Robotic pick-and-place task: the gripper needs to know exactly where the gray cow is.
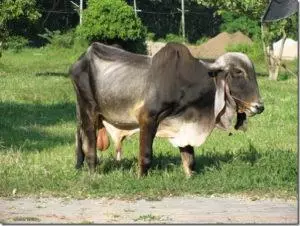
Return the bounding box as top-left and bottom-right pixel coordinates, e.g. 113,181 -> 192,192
70,42 -> 264,177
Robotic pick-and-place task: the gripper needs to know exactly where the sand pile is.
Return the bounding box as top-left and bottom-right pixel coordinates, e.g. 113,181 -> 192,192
146,41 -> 166,56
146,32 -> 252,59
188,31 -> 253,59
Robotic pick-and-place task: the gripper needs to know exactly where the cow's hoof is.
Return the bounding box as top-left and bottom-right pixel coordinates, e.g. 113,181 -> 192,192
116,152 -> 122,161
96,156 -> 101,165
75,163 -> 83,170
138,169 -> 149,178
185,171 -> 195,179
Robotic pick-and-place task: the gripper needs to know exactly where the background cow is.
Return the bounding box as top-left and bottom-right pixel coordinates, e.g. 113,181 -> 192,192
69,42 -> 264,177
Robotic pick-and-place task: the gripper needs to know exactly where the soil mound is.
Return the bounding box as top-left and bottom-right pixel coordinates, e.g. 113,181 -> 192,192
189,31 -> 253,59
146,32 -> 252,59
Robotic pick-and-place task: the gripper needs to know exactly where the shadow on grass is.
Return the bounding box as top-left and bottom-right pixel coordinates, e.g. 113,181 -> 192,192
35,72 -> 69,77
95,144 -> 261,174
0,101 -> 76,152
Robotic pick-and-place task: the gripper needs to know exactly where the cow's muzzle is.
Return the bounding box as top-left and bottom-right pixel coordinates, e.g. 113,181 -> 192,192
249,102 -> 264,115
232,96 -> 264,116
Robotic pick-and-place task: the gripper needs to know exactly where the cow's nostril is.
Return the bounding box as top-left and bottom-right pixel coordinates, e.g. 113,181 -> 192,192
255,104 -> 264,114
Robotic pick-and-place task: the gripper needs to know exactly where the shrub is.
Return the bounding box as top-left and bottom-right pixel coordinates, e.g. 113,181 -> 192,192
226,42 -> 264,63
220,11 -> 261,40
4,36 -> 29,52
38,29 -> 75,48
76,0 -> 147,53
165,33 -> 186,43
195,36 -> 209,45
157,33 -> 186,43
147,32 -> 155,41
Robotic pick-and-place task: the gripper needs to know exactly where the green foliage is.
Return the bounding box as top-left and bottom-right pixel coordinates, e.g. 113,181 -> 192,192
220,12 -> 261,39
0,0 -> 40,43
197,0 -> 268,21
76,0 -> 146,44
195,36 -> 209,45
0,0 -> 40,24
197,0 -> 297,48
4,36 -> 29,52
225,42 -> 265,72
147,32 -> 156,41
38,29 -> 76,49
158,33 -> 187,43
264,14 -> 297,44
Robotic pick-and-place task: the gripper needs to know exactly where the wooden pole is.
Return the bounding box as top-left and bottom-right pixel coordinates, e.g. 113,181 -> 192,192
80,0 -> 83,25
181,0 -> 185,42
134,0 -> 137,17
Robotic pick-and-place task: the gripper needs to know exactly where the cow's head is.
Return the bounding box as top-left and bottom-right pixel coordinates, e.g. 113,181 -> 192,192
204,52 -> 264,131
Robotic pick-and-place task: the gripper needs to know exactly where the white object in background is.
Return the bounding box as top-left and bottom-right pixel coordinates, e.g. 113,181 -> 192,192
273,38 -> 298,60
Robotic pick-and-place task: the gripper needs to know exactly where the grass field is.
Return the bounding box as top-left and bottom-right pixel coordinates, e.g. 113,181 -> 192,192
0,47 -> 298,199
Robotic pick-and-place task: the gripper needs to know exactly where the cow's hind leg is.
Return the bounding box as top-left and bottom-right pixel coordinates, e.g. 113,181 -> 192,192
115,136 -> 126,161
179,145 -> 195,177
75,127 -> 85,169
76,101 -> 98,172
81,125 -> 97,171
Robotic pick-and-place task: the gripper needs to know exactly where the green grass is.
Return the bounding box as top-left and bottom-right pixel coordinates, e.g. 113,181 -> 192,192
0,47 -> 297,199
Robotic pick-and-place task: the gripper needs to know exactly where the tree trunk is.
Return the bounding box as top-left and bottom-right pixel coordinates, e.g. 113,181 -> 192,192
268,48 -> 280,80
261,23 -> 287,81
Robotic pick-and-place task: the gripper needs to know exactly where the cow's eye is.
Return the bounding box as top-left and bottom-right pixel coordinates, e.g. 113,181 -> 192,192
232,68 -> 244,77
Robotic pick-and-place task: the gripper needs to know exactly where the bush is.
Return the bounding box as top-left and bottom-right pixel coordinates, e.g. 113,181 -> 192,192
165,33 -> 186,43
146,32 -> 155,41
220,11 -> 261,39
195,36 -> 209,45
157,33 -> 186,43
76,0 -> 147,53
4,36 -> 29,52
226,42 -> 265,64
38,29 -> 75,48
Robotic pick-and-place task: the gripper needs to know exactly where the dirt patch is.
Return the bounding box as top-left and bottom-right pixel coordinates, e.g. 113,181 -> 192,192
0,195 -> 297,224
146,41 -> 166,56
147,32 -> 253,59
189,31 -> 253,59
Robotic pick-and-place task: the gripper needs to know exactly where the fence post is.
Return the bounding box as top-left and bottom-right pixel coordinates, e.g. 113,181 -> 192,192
80,0 -> 83,25
181,0 -> 185,42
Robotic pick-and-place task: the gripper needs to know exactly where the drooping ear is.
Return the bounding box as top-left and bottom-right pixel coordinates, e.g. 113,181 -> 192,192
213,68 -> 237,130
213,73 -> 227,119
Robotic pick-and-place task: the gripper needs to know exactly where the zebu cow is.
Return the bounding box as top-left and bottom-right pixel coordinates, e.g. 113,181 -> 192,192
70,42 -> 264,177
96,52 -> 263,163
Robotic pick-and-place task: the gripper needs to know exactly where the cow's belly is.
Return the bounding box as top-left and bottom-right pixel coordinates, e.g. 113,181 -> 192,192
100,101 -> 145,130
101,110 -> 139,130
157,118 -> 213,148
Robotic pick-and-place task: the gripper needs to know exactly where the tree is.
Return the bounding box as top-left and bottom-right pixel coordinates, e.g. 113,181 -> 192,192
197,0 -> 297,80
0,0 -> 40,54
76,0 -> 147,52
197,0 -> 268,21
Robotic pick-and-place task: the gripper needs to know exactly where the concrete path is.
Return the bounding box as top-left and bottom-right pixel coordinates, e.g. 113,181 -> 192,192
0,196 -> 298,224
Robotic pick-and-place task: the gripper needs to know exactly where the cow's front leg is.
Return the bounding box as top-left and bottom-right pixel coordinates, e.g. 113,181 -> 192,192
138,110 -> 158,177
179,145 -> 195,177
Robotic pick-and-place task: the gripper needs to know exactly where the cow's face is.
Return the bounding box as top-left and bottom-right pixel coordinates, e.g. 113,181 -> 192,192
214,53 -> 264,117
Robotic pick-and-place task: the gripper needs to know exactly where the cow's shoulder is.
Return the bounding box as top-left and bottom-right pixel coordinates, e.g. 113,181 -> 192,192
88,42 -> 150,66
